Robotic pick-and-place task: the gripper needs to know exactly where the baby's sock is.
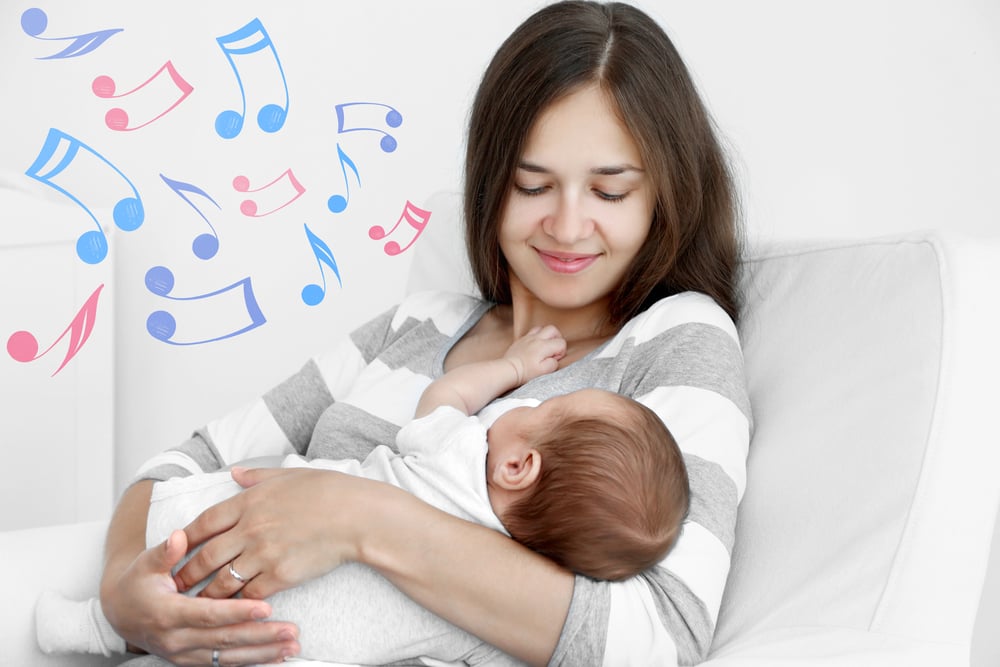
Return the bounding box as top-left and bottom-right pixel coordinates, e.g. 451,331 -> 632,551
35,591 -> 127,656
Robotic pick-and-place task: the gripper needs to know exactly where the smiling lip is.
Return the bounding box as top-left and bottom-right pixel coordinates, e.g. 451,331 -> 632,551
536,249 -> 599,274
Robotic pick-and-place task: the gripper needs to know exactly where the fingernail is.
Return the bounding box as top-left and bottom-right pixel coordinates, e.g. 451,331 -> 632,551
278,630 -> 296,641
252,606 -> 269,620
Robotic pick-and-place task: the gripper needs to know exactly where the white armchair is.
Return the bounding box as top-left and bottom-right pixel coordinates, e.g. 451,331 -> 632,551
5,195 -> 999,665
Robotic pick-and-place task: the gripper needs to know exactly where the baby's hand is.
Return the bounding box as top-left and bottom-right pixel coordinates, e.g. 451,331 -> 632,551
505,325 -> 567,384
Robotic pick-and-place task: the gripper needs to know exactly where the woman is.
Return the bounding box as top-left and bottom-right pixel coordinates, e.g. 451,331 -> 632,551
100,2 -> 750,665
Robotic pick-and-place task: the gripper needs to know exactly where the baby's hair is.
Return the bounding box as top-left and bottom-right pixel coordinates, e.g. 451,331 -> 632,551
501,393 -> 689,581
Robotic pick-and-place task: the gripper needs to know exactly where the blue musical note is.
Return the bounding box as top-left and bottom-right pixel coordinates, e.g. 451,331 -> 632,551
301,224 -> 342,306
327,144 -> 361,214
214,17 -> 289,139
145,266 -> 266,345
335,102 -> 403,153
24,128 -> 144,264
159,174 -> 221,260
20,7 -> 122,60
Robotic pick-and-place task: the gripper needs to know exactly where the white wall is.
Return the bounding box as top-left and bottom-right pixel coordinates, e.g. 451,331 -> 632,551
0,1 -> 997,525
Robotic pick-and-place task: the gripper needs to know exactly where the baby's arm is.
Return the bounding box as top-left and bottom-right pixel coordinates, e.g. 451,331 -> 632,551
415,325 -> 565,418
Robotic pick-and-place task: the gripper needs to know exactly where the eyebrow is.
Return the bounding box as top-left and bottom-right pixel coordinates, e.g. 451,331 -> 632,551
517,160 -> 645,176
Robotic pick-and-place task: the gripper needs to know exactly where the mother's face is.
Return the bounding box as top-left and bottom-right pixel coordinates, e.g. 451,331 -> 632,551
499,84 -> 655,313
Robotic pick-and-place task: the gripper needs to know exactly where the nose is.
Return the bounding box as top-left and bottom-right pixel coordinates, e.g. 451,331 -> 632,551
543,193 -> 594,245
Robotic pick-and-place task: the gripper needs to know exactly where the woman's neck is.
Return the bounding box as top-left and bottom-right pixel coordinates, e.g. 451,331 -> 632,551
501,279 -> 618,363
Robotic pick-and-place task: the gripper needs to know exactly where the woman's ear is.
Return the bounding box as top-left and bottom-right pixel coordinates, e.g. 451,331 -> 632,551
492,448 -> 542,491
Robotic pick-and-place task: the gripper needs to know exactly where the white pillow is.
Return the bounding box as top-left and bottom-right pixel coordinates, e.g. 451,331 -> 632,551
707,234 -> 1000,666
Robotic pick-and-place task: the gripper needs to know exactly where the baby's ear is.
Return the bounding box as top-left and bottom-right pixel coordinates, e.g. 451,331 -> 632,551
492,449 -> 542,491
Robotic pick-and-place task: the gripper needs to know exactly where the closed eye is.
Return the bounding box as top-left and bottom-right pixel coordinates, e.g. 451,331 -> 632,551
515,184 -> 548,196
595,189 -> 628,202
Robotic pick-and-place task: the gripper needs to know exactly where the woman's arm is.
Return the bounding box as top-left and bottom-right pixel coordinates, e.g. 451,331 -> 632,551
178,466 -> 573,667
359,477 -> 573,666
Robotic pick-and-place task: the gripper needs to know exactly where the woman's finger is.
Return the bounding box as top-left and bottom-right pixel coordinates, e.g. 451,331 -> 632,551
168,639 -> 301,667
195,557 -> 261,599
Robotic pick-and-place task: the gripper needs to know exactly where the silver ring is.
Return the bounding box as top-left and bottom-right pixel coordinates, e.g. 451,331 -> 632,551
212,648 -> 221,667
228,562 -> 247,583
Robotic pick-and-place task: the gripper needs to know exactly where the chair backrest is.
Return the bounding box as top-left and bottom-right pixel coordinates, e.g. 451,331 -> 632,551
711,233 -> 1000,663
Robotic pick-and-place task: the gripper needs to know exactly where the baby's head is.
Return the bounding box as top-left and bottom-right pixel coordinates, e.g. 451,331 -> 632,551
485,388 -> 688,581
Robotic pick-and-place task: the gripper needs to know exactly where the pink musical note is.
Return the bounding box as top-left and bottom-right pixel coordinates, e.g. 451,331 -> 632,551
301,224 -> 341,306
233,168 -> 305,217
160,174 -> 221,259
369,200 -> 431,256
327,145 -> 361,214
7,284 -> 104,376
145,266 -> 266,345
92,60 -> 194,132
335,102 -> 403,153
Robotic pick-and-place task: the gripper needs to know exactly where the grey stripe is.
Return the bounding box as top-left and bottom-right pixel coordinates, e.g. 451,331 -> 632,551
132,430 -> 224,483
641,566 -> 714,665
263,359 -> 334,455
308,402 -> 401,461
684,453 -> 738,553
628,322 -> 752,425
378,314 -> 453,377
350,306 -> 397,365
549,576 -> 609,666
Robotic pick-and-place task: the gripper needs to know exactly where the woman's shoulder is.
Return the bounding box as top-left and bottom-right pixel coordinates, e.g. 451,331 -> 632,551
392,290 -> 489,335
619,290 -> 739,344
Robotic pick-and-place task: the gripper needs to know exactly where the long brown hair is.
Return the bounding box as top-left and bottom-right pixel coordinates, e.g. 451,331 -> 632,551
465,1 -> 742,326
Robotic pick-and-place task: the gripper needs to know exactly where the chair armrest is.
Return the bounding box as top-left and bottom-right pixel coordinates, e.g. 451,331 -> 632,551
1,519 -> 121,666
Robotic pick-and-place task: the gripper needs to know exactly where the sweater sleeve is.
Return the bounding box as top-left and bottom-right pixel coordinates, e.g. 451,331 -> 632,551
550,293 -> 751,666
132,305 -> 400,483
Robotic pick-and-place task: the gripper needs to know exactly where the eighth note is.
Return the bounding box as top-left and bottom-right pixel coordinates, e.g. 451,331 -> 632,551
326,145 -> 360,214
214,17 -> 290,139
369,200 -> 431,256
7,284 -> 104,376
25,128 -> 144,264
301,224 -> 342,306
20,7 -> 122,60
145,266 -> 266,345
335,101 -> 403,153
234,168 -> 305,217
93,60 -> 194,131
159,174 -> 221,260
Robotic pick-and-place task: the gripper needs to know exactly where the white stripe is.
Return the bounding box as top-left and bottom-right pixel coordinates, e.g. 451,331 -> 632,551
344,359 -> 432,426
598,291 -> 739,357
134,450 -> 204,477
641,385 -> 749,499
313,337 -> 367,400
393,290 -> 479,335
206,398 -> 294,464
605,576 -> 680,666
661,521 -> 732,627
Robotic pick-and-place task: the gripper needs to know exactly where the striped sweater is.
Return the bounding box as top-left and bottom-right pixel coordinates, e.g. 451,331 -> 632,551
136,288 -> 751,666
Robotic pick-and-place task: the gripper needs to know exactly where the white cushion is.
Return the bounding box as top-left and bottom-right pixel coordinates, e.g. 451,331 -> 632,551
707,234 -> 1000,665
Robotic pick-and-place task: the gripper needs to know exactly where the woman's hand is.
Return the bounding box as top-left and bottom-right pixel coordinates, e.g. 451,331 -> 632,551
102,528 -> 301,665
175,466 -> 368,600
